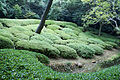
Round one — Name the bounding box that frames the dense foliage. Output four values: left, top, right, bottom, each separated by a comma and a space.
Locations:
0, 49, 120, 80
0, 19, 119, 59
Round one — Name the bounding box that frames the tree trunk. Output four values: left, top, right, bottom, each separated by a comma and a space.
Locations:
35, 0, 53, 34
98, 22, 102, 36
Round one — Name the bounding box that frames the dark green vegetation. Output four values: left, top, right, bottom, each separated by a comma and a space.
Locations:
0, 19, 120, 79
1, 49, 120, 80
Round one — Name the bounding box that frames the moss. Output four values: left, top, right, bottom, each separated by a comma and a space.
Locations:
53, 44, 78, 59
89, 44, 104, 55
54, 30, 72, 40
47, 24, 62, 30
67, 43, 95, 58
0, 36, 14, 49
16, 40, 60, 58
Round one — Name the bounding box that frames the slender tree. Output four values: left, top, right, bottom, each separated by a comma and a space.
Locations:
36, 0, 53, 34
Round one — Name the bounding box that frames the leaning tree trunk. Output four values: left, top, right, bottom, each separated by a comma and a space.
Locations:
36, 0, 53, 34
98, 22, 102, 36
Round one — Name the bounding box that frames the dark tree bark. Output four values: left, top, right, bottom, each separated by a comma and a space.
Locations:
98, 22, 102, 36
35, 0, 53, 34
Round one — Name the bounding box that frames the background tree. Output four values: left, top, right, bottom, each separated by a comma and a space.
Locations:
82, 0, 120, 35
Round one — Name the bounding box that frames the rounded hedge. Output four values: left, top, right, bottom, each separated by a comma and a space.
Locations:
53, 44, 78, 59
16, 40, 60, 58
67, 43, 95, 58
0, 36, 14, 49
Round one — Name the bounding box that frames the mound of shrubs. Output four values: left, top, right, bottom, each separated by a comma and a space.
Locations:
0, 49, 120, 80
0, 36, 14, 49
16, 40, 60, 58
67, 43, 95, 58
53, 44, 78, 59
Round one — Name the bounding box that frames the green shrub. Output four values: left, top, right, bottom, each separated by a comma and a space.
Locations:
1, 48, 120, 80
67, 43, 95, 58
45, 20, 77, 27
0, 29, 19, 42
0, 36, 14, 49
41, 33, 62, 41
47, 24, 62, 30
31, 35, 53, 44
89, 44, 104, 55
53, 44, 78, 59
13, 33, 29, 40
105, 41, 119, 49
16, 40, 60, 58
54, 39, 86, 45
102, 43, 113, 50
0, 49, 49, 64
0, 23, 4, 29
54, 30, 72, 40
62, 28, 78, 36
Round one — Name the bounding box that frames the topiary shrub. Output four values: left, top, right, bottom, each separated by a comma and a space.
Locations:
53, 44, 78, 59
0, 29, 19, 42
16, 40, 60, 58
47, 24, 62, 30
62, 28, 78, 36
67, 43, 95, 58
31, 35, 53, 44
89, 44, 104, 55
0, 36, 14, 49
54, 30, 72, 40
54, 39, 86, 45
13, 33, 29, 40
105, 41, 119, 49
41, 33, 62, 42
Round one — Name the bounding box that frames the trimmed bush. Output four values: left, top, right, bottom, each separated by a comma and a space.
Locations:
0, 29, 19, 42
54, 30, 72, 40
13, 33, 29, 40
0, 36, 14, 49
47, 24, 62, 30
67, 43, 95, 58
62, 28, 78, 36
89, 44, 104, 55
16, 40, 60, 58
54, 39, 86, 45
0, 49, 49, 64
31, 35, 53, 44
105, 41, 119, 49
53, 44, 78, 59
41, 32, 62, 41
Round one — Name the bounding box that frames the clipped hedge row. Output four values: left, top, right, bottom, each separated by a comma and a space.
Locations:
0, 36, 14, 49
53, 44, 78, 59
16, 40, 60, 58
